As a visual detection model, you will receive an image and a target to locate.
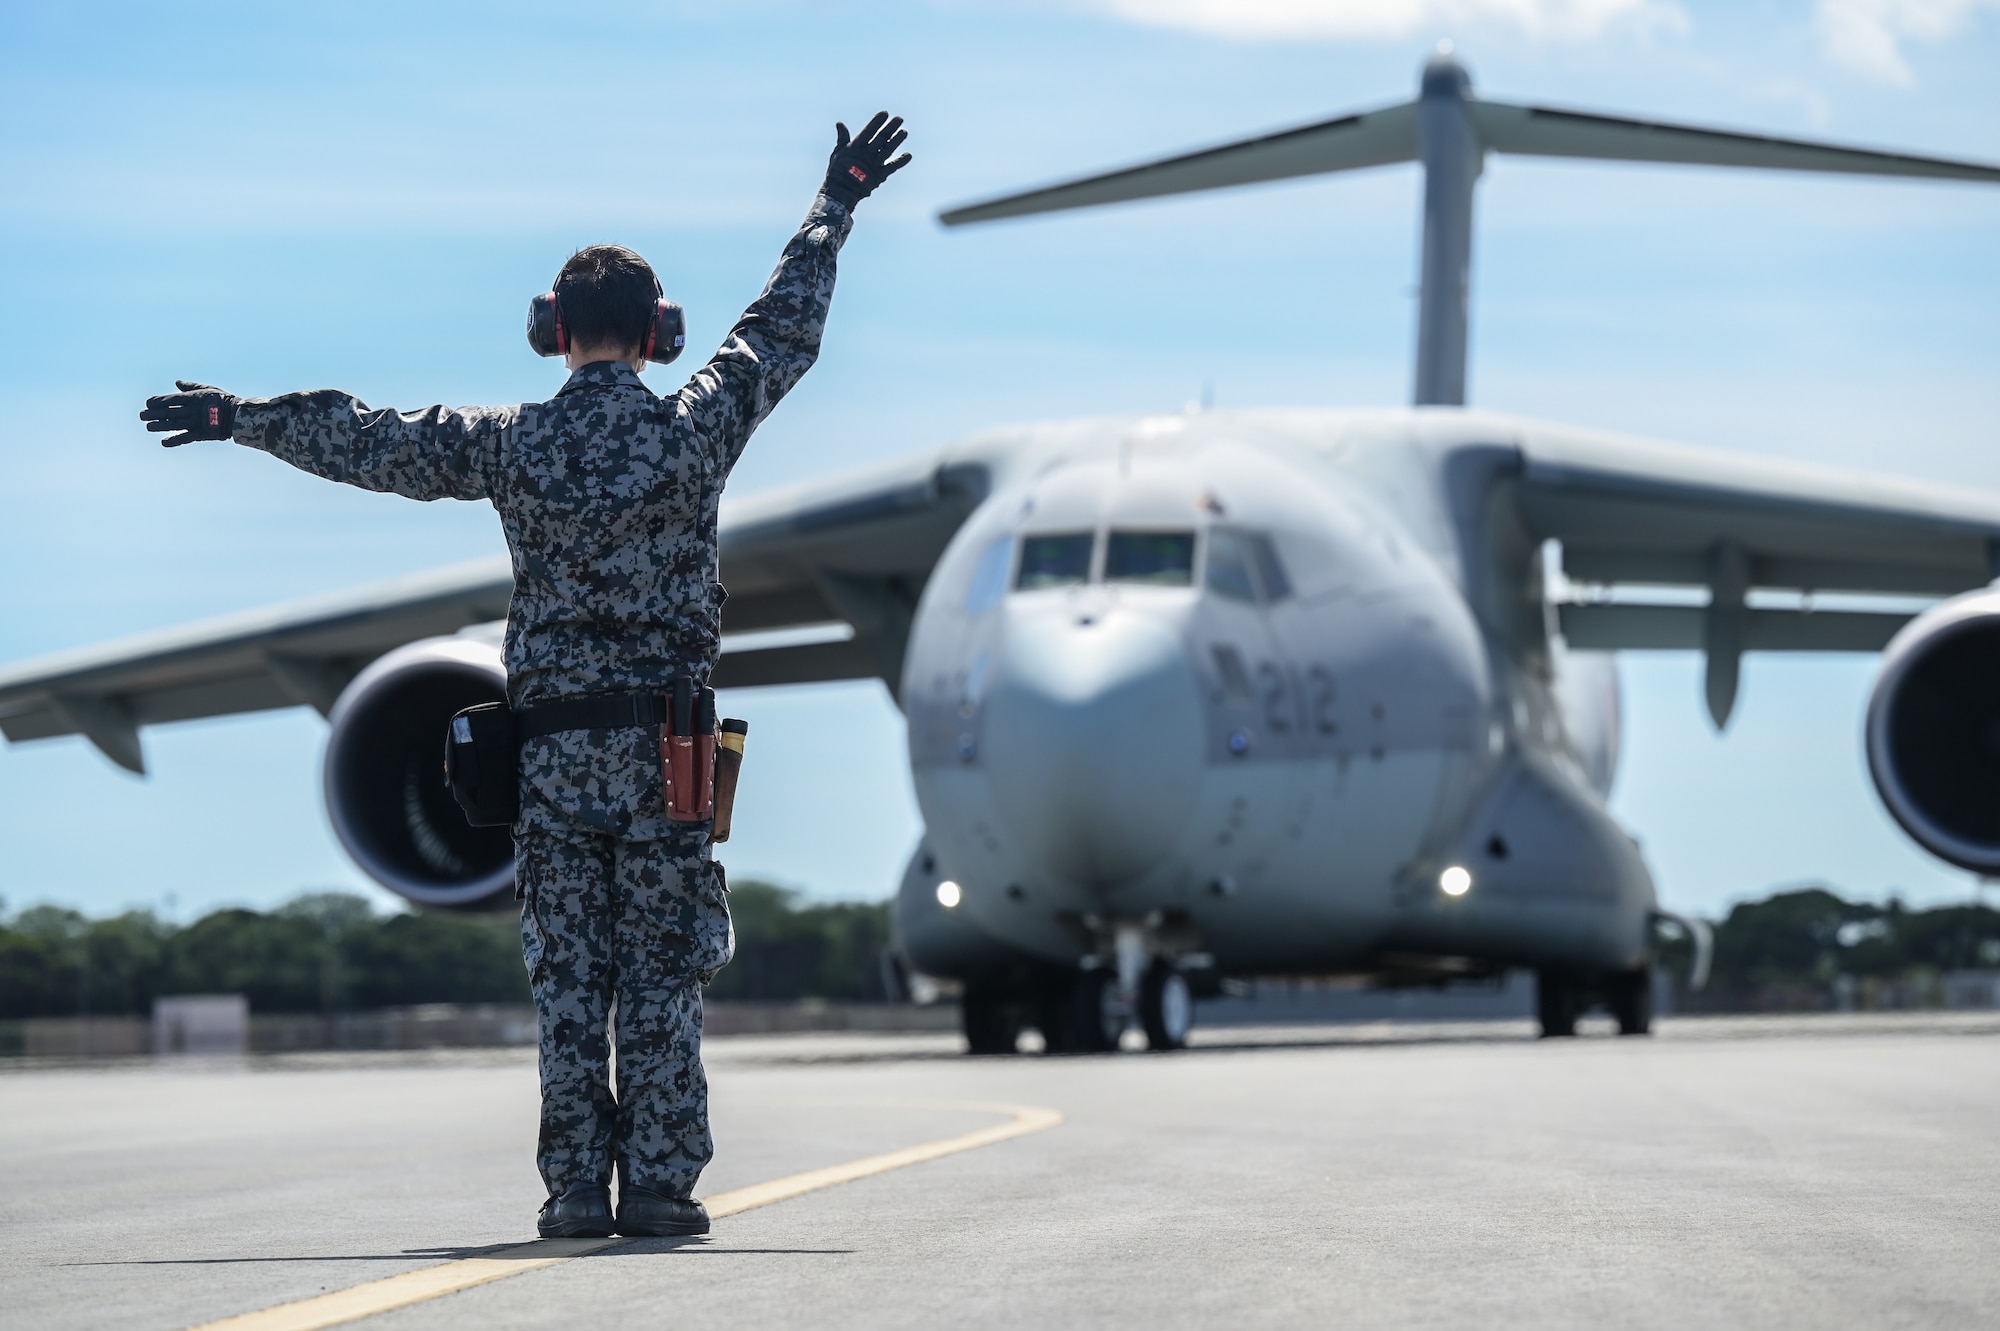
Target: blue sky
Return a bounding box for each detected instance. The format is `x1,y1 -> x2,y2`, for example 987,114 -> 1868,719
1,0 -> 1996,922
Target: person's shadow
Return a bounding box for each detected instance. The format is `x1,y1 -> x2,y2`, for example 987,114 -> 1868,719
65,1237 -> 855,1267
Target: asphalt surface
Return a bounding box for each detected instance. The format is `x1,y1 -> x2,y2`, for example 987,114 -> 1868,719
4,1013 -> 1998,1330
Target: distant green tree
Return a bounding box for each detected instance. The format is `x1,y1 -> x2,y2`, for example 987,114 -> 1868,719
1709,887 -> 1876,988
167,907 -> 329,1012
0,908 -> 79,1016
76,911 -> 175,1015
1701,887 -> 2000,990
704,880 -> 891,1002
1889,902 -> 2000,972
347,910 -> 528,1007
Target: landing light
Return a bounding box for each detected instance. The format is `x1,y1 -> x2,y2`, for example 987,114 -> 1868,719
936,880 -> 963,909
1439,865 -> 1472,897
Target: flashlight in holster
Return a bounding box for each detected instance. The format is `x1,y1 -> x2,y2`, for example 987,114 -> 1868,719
712,719 -> 748,842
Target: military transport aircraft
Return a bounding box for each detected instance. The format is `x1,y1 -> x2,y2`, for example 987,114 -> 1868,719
5,52 -> 2000,1053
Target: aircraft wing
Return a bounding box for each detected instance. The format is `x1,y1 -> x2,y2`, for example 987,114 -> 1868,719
1512,427 -> 2000,722
709,452 -> 990,690
0,452 -> 992,772
0,559 -> 515,773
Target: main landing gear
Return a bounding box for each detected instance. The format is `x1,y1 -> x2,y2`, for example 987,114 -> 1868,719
1536,964 -> 1653,1038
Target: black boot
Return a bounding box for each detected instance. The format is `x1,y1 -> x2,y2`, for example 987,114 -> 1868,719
537,1183 -> 614,1239
616,1186 -> 710,1237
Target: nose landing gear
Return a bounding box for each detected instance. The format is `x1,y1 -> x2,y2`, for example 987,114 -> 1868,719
1045,961 -> 1192,1052
1059,968 -> 1124,1053
1140,961 -> 1194,1051
955,915 -> 1208,1055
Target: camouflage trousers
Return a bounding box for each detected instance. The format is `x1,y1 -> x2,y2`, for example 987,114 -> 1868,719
515,805 -> 735,1199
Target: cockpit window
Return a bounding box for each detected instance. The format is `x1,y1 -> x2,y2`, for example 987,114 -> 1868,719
1205,530 -> 1258,602
1105,531 -> 1195,586
1249,533 -> 1292,602
1206,528 -> 1292,603
1016,532 -> 1094,590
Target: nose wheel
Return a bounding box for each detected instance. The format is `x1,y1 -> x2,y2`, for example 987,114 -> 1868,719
1140,961 -> 1193,1051
1055,969 -> 1124,1053
1034,961 -> 1197,1053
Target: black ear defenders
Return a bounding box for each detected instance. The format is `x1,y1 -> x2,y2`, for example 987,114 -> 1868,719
527,293 -> 687,365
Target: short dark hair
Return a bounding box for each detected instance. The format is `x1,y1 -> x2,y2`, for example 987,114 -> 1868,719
553,244 -> 661,353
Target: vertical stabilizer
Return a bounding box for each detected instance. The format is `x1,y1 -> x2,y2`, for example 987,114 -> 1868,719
1413,51 -> 1481,407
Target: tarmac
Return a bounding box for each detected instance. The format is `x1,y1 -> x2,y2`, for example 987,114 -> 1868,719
3,1012 -> 1998,1330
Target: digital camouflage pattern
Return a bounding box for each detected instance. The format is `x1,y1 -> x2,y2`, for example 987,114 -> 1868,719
517,792 -> 734,1198
233,191 -> 852,1199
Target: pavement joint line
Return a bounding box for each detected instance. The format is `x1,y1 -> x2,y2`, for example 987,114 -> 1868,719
181,1099 -> 1063,1331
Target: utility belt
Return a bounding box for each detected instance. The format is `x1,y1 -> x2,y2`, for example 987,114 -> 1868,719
443,675 -> 748,838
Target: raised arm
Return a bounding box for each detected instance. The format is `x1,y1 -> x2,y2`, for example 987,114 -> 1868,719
680,113 -> 911,473
142,380 -> 506,502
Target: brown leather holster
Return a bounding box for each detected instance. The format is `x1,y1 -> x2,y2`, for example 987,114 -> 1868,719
660,675 -> 717,822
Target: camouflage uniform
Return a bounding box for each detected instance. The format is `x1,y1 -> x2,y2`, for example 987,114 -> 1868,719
231,193 -> 855,1199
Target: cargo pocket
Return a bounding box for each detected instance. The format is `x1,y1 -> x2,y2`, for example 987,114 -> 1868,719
693,860 -> 735,984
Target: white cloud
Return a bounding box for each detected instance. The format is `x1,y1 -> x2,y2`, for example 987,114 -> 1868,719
1815,0 -> 1998,85
1062,0 -> 1686,42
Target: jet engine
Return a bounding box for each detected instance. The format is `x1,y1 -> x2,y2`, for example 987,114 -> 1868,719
323,635 -> 515,909
1866,589 -> 2000,873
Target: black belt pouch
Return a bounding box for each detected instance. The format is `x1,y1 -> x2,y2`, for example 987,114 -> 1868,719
445,702 -> 519,827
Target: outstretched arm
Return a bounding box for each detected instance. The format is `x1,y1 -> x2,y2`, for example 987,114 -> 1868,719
142,381 -> 506,502
681,113 -> 911,474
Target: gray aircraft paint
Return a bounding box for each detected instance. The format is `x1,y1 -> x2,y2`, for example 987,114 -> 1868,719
896,410 -> 1649,981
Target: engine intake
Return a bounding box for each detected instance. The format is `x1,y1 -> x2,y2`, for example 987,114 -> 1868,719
1867,589 -> 2000,874
324,636 -> 515,908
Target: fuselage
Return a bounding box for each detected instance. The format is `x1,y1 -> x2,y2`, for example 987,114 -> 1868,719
893,407 -> 1653,983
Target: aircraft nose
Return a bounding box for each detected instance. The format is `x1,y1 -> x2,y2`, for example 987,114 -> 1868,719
980,602 -> 1202,887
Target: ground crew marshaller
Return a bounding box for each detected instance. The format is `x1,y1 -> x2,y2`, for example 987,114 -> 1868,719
140,113 -> 912,1239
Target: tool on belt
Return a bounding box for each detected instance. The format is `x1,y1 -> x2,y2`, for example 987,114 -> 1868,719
659,675 -> 716,823
444,677 -> 747,833
713,719 -> 748,843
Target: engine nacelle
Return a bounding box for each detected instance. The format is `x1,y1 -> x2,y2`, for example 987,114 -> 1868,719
324,635 -> 515,909
1866,589 -> 2000,874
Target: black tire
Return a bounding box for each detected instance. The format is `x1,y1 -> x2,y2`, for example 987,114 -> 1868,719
1027,983 -> 1076,1054
1066,969 -> 1123,1054
962,986 -> 1018,1055
1140,963 -> 1194,1051
1609,965 -> 1654,1036
1537,968 -> 1580,1038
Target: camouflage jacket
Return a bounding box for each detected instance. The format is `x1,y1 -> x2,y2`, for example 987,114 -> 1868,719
233,193 -> 855,710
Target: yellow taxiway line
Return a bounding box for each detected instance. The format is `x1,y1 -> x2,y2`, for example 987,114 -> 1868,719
187,1100 -> 1062,1331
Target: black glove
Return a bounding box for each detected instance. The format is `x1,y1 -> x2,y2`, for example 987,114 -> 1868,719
141,380 -> 241,448
821,112 -> 911,209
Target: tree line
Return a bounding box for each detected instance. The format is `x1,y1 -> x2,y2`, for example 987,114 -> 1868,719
3,882 -> 1993,1019
1688,886 -> 2000,990
0,881 -> 891,1018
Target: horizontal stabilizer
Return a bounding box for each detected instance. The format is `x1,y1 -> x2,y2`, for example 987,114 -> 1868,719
1473,101 -> 2000,183
939,101 -> 1418,226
